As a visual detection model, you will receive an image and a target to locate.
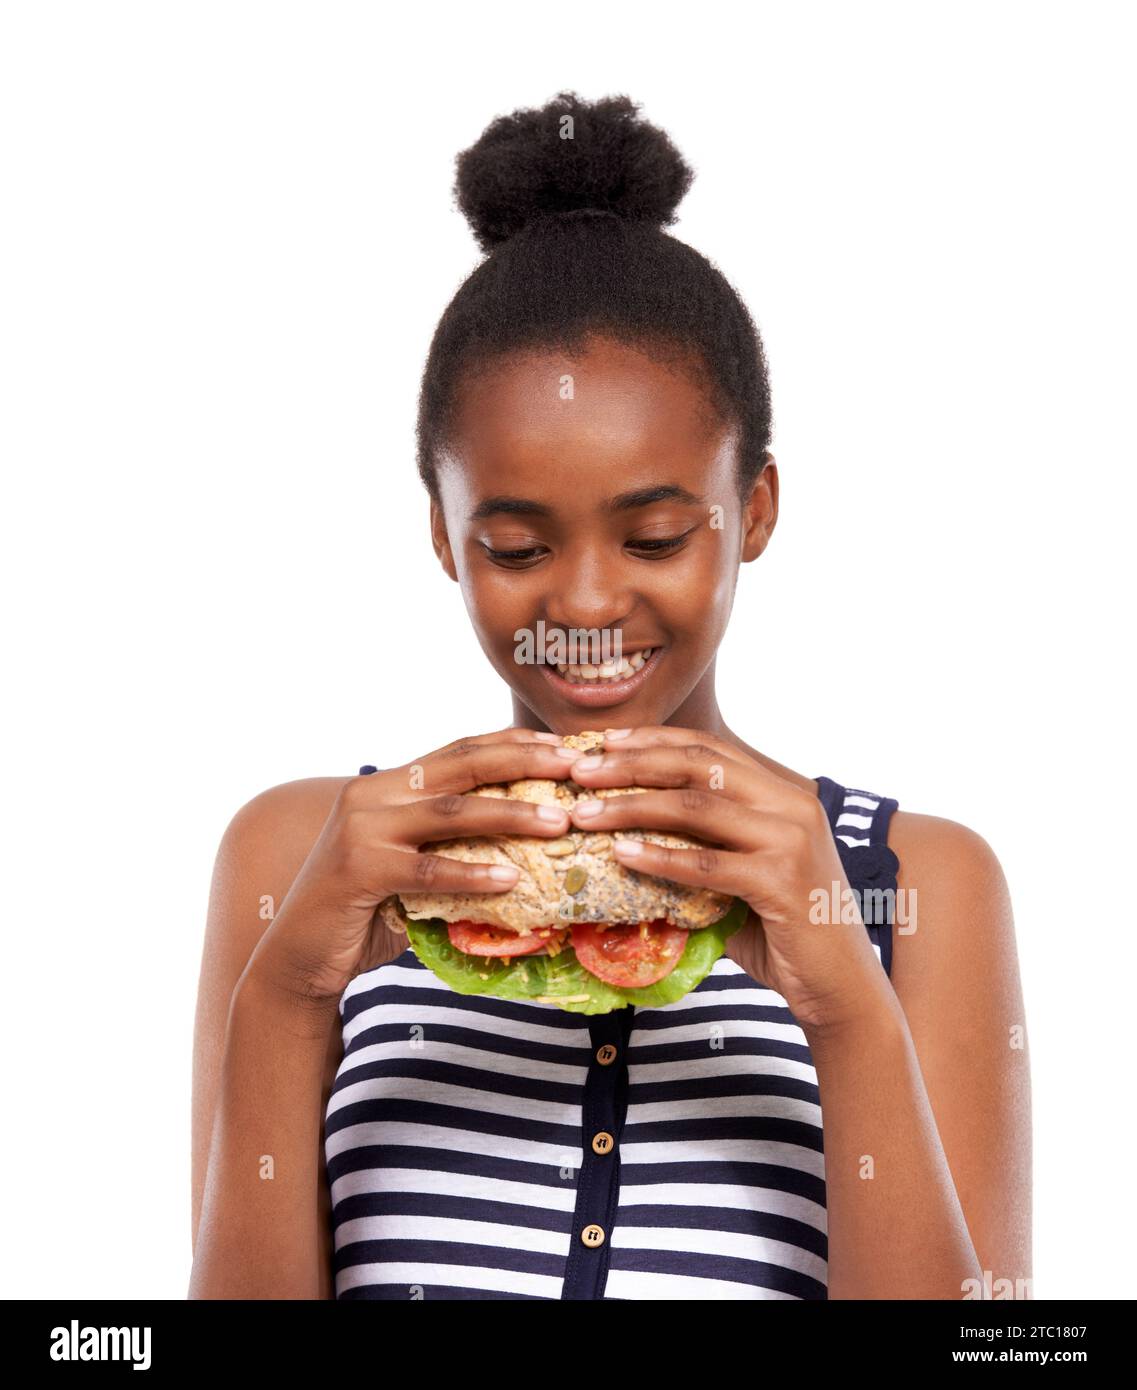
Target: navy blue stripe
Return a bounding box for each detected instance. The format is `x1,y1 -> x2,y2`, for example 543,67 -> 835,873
341,971 -> 589,1036
340,1013 -> 588,1065
329,1055 -> 584,1107
622,1113 -> 825,1155
334,1238 -> 564,1280
325,1096 -> 583,1149
628,1070 -> 820,1107
327,1142 -> 578,1190
627,1029 -> 816,1067
614,1201 -> 828,1259
330,1190 -> 574,1234
340,1283 -> 549,1300
618,1157 -> 827,1207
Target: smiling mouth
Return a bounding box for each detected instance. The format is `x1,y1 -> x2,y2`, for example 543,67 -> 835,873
538,646 -> 663,706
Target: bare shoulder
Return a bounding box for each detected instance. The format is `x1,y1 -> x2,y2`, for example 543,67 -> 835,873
213,775 -> 353,888
887,808 -> 1010,900
200,774 -> 354,1012
883,807 -> 1021,1026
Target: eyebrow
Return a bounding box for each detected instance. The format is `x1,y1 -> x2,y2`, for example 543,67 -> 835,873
468,484 -> 703,522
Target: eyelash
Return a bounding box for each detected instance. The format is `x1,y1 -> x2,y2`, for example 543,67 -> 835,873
482,532 -> 694,568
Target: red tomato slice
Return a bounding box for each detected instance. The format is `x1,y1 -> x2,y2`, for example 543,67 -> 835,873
570,920 -> 689,988
447,921 -> 567,958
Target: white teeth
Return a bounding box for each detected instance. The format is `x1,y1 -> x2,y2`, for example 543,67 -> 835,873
553,648 -> 654,683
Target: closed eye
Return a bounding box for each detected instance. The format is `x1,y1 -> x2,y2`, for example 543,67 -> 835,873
628,530 -> 692,553
481,543 -> 548,568
480,526 -> 698,568
626,528 -> 697,557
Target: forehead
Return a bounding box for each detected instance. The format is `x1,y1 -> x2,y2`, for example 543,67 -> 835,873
438,337 -> 737,511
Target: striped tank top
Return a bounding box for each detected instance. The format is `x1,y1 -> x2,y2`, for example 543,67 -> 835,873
323,772 -> 900,1300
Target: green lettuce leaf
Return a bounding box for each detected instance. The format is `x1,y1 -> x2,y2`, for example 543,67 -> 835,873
404,898 -> 750,1015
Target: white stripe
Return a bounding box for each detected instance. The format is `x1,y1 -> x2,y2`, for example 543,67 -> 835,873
342,993 -> 589,1052
327,1069 -> 585,1125
836,811 -> 873,830
335,1213 -> 571,1257
610,1223 -> 827,1283
603,1268 -> 799,1300
620,1137 -> 826,1179
628,1051 -> 819,1087
334,1033 -> 587,1088
326,1119 -> 579,1169
616,1180 -> 827,1231
626,1092 -> 822,1127
329,1165 -> 579,1212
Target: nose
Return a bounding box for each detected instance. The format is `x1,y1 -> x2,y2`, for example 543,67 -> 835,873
542,542 -> 635,637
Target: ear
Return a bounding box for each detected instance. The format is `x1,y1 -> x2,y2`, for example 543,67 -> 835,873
740,454 -> 779,562
430,497 -> 459,582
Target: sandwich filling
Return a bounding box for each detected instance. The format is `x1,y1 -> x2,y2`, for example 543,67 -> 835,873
444,917 -> 690,988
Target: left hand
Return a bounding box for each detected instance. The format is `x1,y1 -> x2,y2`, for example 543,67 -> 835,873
565,726 -> 892,1032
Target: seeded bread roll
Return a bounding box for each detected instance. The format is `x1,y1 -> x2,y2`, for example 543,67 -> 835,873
397,730 -> 733,933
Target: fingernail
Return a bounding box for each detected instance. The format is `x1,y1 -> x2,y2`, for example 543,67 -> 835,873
573,754 -> 604,771
574,799 -> 604,819
488,865 -> 519,881
604,728 -> 631,740
531,731 -> 562,744
613,838 -> 643,858
535,804 -> 567,822
553,746 -> 580,759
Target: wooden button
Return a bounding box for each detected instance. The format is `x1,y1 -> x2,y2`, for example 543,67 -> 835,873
595,1043 -> 618,1066
591,1130 -> 615,1155
581,1223 -> 606,1248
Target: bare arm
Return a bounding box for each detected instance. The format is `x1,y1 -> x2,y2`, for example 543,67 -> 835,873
189,731 -> 581,1298
807,813 -> 1032,1299
189,777 -> 349,1296
189,969 -> 344,1299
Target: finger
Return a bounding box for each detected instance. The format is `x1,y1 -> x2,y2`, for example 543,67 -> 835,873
600,724 -> 754,768
567,742 -> 768,800
608,836 -> 753,897
386,850 -> 523,895
423,725 -> 564,760
397,790 -> 571,844
388,739 -> 581,796
569,788 -> 772,850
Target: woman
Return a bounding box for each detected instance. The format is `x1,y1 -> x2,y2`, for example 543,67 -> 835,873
189,93 -> 1031,1300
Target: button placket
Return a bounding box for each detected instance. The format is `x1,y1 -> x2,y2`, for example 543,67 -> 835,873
560,1006 -> 635,1299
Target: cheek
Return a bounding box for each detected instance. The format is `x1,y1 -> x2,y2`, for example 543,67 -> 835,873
663,544 -> 737,636
460,569 -> 533,646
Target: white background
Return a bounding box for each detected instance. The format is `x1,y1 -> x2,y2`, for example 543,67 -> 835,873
2,0 -> 1133,1299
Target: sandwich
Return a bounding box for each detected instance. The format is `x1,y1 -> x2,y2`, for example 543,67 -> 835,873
380,730 -> 747,1014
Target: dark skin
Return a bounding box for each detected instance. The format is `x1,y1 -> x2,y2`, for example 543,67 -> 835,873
190,334 -> 1030,1300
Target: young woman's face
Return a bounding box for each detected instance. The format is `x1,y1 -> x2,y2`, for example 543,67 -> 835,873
431,336 -> 776,734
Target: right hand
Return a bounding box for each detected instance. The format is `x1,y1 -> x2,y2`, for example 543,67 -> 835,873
243,727 -> 577,1012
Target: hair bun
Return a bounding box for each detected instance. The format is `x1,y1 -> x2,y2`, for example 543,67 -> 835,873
455,91 -> 694,252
